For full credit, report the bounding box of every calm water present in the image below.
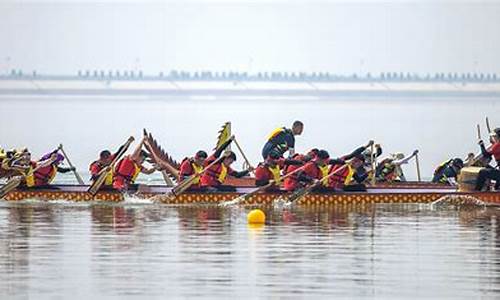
[1,201,500,299]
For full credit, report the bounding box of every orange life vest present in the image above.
[34,164,57,186]
[114,156,141,184]
[328,164,353,188]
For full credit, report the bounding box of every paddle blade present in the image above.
[87,169,110,196]
[0,177,22,199]
[219,194,249,207]
[286,186,312,204]
[152,192,176,204]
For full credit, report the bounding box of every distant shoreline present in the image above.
[2,75,500,98]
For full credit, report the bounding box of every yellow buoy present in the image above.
[247,209,266,224]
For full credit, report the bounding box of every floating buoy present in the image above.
[247,209,266,224]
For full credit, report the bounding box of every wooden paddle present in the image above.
[219,163,307,207]
[415,152,422,182]
[471,122,493,167]
[0,177,22,199]
[286,164,349,204]
[370,143,376,185]
[59,144,85,185]
[486,117,492,133]
[233,137,255,175]
[88,136,135,196]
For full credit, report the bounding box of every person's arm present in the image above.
[478,140,492,158]
[394,150,418,166]
[342,141,373,161]
[286,134,295,157]
[213,136,234,158]
[179,160,193,180]
[342,147,365,160]
[141,166,156,175]
[284,158,304,166]
[328,158,345,165]
[297,172,314,183]
[229,169,250,178]
[353,172,368,183]
[89,163,101,179]
[57,166,75,173]
[131,137,145,161]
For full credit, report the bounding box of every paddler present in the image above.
[178,150,208,190]
[328,155,367,191]
[89,140,131,187]
[431,158,464,185]
[1,148,32,176]
[89,150,114,187]
[324,141,377,190]
[113,139,157,191]
[254,152,303,191]
[261,120,303,159]
[283,154,309,191]
[32,151,75,187]
[475,128,500,191]
[375,150,419,182]
[200,136,252,192]
[283,150,335,192]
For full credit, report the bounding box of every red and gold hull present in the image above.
[2,184,499,205]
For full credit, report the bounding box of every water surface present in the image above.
[1,201,499,299]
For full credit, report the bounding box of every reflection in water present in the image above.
[0,202,500,297]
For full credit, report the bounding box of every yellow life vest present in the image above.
[218,164,228,183]
[191,162,203,184]
[24,166,35,187]
[267,127,285,141]
[319,165,329,186]
[344,164,355,185]
[104,170,114,186]
[269,165,281,184]
[131,163,141,183]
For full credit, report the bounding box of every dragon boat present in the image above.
[2,182,499,205]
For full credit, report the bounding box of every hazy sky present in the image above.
[1,0,500,75]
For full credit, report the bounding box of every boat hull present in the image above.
[2,184,499,205]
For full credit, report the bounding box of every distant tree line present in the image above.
[3,69,500,83]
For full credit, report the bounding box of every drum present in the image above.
[457,167,483,192]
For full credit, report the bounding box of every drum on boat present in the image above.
[458,167,484,192]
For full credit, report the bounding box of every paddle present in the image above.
[471,122,493,167]
[286,164,350,204]
[59,144,85,185]
[486,117,492,133]
[219,163,307,207]
[0,177,22,199]
[370,143,376,185]
[415,152,422,182]
[233,137,255,175]
[88,136,135,196]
